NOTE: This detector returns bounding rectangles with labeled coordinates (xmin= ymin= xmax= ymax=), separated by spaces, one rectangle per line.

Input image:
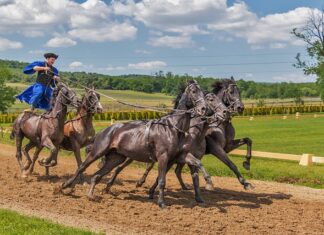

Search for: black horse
xmin=61 ymin=80 xmax=210 ymax=208
xmin=136 ymin=78 xmax=253 ymax=190
xmin=103 ymin=91 xmax=229 ymax=202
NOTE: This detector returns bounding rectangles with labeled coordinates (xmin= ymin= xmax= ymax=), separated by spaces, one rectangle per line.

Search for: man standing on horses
xmin=16 ymin=53 xmax=61 ymax=112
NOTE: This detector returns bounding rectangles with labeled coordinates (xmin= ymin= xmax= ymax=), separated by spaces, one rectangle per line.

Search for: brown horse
xmin=61 ymin=80 xmax=209 ymax=208
xmin=10 ymin=83 xmax=79 ymax=176
xmin=60 ymin=88 xmax=102 ymax=182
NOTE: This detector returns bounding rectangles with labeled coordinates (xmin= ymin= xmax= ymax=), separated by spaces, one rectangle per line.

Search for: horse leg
xmin=225 ymin=138 xmax=253 ymax=170
xmin=62 ymin=147 xmax=107 ymax=190
xmin=72 ymin=142 xmax=85 ymax=184
xmin=15 ymin=133 xmax=24 ymax=172
xmin=209 ymin=141 xmax=253 ymax=190
xmin=22 ymin=141 xmax=35 ymax=171
xmin=183 ymin=153 xmax=214 ymax=191
xmin=136 ymin=162 xmax=155 ymax=188
xmin=39 ymin=137 xmax=58 ymax=167
xmin=104 ymin=158 xmax=133 ymax=193
xmin=25 ymin=146 xmax=43 ymax=175
xmin=88 ymin=153 xmax=126 ymax=200
xmin=174 ymin=163 xmax=190 ymax=190
xmin=156 ymin=154 xmax=168 ymax=209
xmin=148 ymin=159 xmax=174 ymax=200
xmin=188 ymin=165 xmax=204 ymax=203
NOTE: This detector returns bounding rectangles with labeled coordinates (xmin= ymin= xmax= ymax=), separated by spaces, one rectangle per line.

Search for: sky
xmin=0 ymin=0 xmax=322 ymax=83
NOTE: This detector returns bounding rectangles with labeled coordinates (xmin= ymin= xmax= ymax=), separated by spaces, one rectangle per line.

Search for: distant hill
xmin=0 ymin=58 xmax=319 ymax=99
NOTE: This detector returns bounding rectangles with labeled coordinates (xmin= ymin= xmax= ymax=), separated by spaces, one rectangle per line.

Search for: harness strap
xmin=144 ymin=120 xmax=155 ymax=162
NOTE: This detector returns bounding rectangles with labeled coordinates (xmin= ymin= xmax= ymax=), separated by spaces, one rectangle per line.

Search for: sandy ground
xmin=1 ymin=143 xmax=324 ymax=235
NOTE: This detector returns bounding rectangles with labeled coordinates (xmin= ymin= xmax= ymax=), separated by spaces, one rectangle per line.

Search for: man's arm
xmin=33 ymin=66 xmax=51 ymax=72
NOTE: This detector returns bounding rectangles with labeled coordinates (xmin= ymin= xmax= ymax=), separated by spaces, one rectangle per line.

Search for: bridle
xmin=222 ymin=84 xmax=241 ymax=114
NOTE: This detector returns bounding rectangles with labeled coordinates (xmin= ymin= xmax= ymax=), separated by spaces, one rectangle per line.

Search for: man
xmin=16 ymin=52 xmax=61 ymax=112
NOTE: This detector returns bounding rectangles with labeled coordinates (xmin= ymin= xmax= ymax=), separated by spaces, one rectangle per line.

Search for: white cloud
xmin=272 ymin=72 xmax=316 ymax=83
xmin=28 ymin=49 xmax=43 ymax=54
xmin=135 ymin=49 xmax=151 ymax=55
xmin=46 ymin=37 xmax=77 ymax=48
xmin=128 ymin=60 xmax=167 ymax=70
xmin=69 ymin=61 xmax=84 ymax=68
xmin=68 ymin=22 xmax=137 ymax=42
xmin=0 ymin=0 xmax=137 ymax=43
xmin=0 ymin=37 xmax=22 ymax=50
xmin=148 ymin=35 xmax=194 ymax=48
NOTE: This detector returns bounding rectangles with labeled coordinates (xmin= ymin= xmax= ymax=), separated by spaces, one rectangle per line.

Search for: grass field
xmin=0 ymin=209 xmax=96 ymax=235
xmin=6 ymin=82 xmax=324 ymax=112
xmin=1 ymin=115 xmax=324 ymax=188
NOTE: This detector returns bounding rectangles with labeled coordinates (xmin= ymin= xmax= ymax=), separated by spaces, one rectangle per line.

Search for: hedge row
xmin=1 ymin=105 xmax=324 ymax=123
xmin=242 ymin=105 xmax=324 ymax=116
xmin=0 ymin=110 xmax=164 ymax=124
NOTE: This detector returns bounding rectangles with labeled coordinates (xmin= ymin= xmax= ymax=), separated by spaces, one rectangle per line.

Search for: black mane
xmin=211 ymin=77 xmax=236 ymax=94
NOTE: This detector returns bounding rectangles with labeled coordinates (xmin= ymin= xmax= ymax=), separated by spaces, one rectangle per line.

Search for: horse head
xmin=83 ymin=87 xmax=103 ymax=114
xmin=212 ymin=77 xmax=244 ymax=115
xmin=54 ymin=83 xmax=79 ymax=108
xmin=177 ymin=80 xmax=207 ymax=116
xmin=204 ymin=93 xmax=229 ymax=123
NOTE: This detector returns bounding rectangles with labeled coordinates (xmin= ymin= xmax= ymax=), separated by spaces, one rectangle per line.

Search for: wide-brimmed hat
xmin=44 ymin=52 xmax=59 ymax=59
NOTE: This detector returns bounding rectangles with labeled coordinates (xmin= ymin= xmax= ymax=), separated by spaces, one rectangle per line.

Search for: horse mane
xmin=211 ymin=77 xmax=236 ymax=94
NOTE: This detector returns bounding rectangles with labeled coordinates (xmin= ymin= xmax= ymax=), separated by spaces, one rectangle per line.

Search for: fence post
xmin=299 ymin=153 xmax=313 ymax=166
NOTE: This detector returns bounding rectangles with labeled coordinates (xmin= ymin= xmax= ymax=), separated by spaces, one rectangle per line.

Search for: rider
xmin=16 ymin=52 xmax=61 ymax=112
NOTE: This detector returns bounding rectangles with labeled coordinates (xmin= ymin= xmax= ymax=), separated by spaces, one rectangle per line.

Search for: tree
xmin=292 ymin=9 xmax=324 ymax=99
xmin=0 ymin=67 xmax=16 ymax=113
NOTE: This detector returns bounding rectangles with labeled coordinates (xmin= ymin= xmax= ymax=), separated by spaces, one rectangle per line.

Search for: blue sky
xmin=0 ymin=0 xmax=322 ymax=82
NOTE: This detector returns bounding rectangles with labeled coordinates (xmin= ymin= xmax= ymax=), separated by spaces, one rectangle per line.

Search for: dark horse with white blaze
xmin=10 ymin=83 xmax=79 ymax=176
xmin=123 ymin=78 xmax=253 ymax=190
xmin=61 ymin=80 xmax=211 ymax=208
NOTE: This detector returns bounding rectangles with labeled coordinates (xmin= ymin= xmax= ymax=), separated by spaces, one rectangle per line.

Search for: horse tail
xmin=10 ymin=129 xmax=15 ymax=140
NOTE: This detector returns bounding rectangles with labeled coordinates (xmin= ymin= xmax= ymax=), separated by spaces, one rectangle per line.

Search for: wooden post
xmin=299 ymin=154 xmax=313 ymax=166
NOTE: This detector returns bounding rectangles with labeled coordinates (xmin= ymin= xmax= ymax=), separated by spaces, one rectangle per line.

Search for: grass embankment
xmin=1 ymin=115 xmax=324 ymax=188
xmin=0 ymin=209 xmax=97 ymax=235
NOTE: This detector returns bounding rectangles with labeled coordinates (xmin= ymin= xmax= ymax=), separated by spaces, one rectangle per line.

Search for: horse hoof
xmin=205 ymin=184 xmax=214 ymax=191
xmin=181 ymin=184 xmax=191 ymax=190
xmin=21 ymin=172 xmax=28 ymax=178
xmin=243 ymin=161 xmax=250 ymax=170
xmin=244 ymin=182 xmax=254 ymax=190
xmin=158 ymin=202 xmax=167 ymax=209
xmin=136 ymin=182 xmax=143 ymax=188
xmin=87 ymin=194 xmax=99 ymax=202
xmin=148 ymin=194 xmax=154 ymax=200
xmin=195 ymin=197 xmax=205 ymax=204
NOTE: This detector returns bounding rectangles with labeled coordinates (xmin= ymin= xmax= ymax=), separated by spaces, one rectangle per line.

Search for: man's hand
xmin=53 ymin=75 xmax=61 ymax=83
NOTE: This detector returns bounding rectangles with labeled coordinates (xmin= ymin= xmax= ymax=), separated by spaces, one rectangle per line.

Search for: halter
xmin=222 ymin=84 xmax=241 ymax=114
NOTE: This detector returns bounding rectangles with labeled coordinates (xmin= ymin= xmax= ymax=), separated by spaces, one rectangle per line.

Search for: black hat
xmin=44 ymin=52 xmax=59 ymax=59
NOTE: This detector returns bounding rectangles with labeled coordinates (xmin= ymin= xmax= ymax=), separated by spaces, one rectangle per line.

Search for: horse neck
xmin=189 ymin=117 xmax=208 ymax=137
xmin=170 ymin=102 xmax=192 ymax=133
xmin=77 ymin=105 xmax=94 ymax=128
xmin=50 ymin=95 xmax=68 ymax=128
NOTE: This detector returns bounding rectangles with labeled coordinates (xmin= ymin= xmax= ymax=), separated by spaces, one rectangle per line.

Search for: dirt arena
xmin=0 ymin=143 xmax=324 ymax=234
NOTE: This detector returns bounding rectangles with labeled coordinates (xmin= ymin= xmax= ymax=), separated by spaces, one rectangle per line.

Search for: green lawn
xmin=232 ymin=115 xmax=324 ymax=156
xmin=0 ymin=209 xmax=97 ymax=235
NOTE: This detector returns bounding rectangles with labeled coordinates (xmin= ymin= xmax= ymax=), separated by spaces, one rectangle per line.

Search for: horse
xmin=60 ymin=80 xmax=209 ymax=208
xmin=60 ymin=87 xmax=103 ymax=182
xmin=103 ymin=92 xmax=229 ymax=203
xmin=10 ymin=83 xmax=79 ymax=177
xmin=133 ymin=78 xmax=253 ymax=190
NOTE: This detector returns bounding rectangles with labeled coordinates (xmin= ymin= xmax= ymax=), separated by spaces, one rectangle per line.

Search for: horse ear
xmin=85 ymin=87 xmax=89 ymax=92
xmin=91 ymin=86 xmax=95 ymax=90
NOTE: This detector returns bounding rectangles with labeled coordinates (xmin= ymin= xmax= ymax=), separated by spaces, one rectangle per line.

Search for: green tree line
xmin=0 ymin=59 xmax=320 ymax=99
